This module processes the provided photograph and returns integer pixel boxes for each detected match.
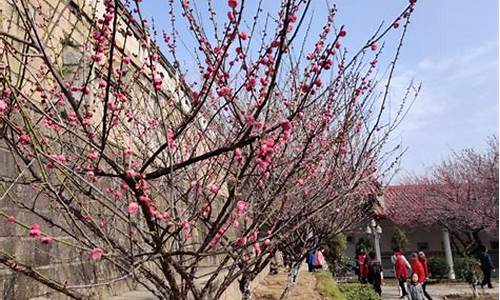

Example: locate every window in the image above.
[417,242,429,251]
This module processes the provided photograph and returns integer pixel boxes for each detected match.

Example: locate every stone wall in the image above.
[0,0,269,299]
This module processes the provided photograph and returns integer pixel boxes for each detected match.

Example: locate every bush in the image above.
[338,283,381,300]
[391,227,409,251]
[323,233,350,276]
[324,232,347,265]
[315,271,345,300]
[454,256,481,284]
[355,236,373,253]
[314,271,381,300]
[428,256,450,280]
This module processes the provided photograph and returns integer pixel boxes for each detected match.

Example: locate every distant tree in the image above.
[391,227,409,251]
[324,232,347,265]
[356,236,373,254]
[390,136,499,256]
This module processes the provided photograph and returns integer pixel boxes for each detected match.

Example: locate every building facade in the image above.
[346,184,499,278]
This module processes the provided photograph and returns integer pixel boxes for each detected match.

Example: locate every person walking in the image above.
[306,250,316,272]
[357,249,369,283]
[478,245,496,289]
[407,273,426,300]
[410,253,426,283]
[392,248,411,298]
[418,251,433,300]
[367,251,383,296]
[314,247,327,270]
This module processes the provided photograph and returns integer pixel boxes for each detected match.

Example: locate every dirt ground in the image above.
[253,268,327,300]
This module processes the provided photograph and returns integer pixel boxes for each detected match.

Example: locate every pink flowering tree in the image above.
[0,0,417,299]
[390,137,498,255]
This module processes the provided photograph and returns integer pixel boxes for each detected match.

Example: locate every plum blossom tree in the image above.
[390,136,499,255]
[0,0,417,299]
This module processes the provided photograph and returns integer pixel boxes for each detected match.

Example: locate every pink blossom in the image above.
[7,215,15,223]
[236,200,248,216]
[209,184,220,195]
[167,128,176,150]
[125,169,137,178]
[264,239,271,247]
[41,236,53,245]
[280,119,292,131]
[90,247,104,261]
[234,148,244,163]
[245,115,255,126]
[0,99,8,113]
[87,151,98,160]
[228,0,238,9]
[123,148,132,156]
[18,134,31,145]
[253,243,261,255]
[239,32,248,40]
[245,77,257,91]
[181,220,191,230]
[127,202,139,214]
[236,237,247,247]
[217,86,232,97]
[370,42,377,51]
[29,224,41,238]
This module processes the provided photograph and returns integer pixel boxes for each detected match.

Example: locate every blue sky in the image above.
[141,1,499,181]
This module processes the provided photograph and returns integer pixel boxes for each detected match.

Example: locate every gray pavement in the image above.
[381,282,498,300]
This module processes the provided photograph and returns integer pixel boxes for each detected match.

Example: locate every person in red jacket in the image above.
[410,252,425,283]
[392,248,411,298]
[357,249,369,283]
[411,252,433,300]
[418,251,433,300]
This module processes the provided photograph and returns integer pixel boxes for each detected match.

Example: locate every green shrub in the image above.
[314,271,381,300]
[455,256,481,284]
[355,236,373,253]
[391,227,409,251]
[315,271,345,300]
[338,283,381,300]
[428,256,450,279]
[323,233,350,277]
[323,232,347,265]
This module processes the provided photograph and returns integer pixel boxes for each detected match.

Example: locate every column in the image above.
[374,234,382,263]
[442,228,455,279]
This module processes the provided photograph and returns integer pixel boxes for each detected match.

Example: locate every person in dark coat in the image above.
[478,245,495,288]
[306,250,316,272]
[367,251,383,296]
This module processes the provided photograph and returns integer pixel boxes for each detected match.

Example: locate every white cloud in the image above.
[387,42,499,179]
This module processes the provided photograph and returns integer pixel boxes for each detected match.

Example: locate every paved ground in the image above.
[105,277,498,300]
[381,281,498,300]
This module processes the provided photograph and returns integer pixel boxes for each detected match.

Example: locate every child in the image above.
[407,272,426,300]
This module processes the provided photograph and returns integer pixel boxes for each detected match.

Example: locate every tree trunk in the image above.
[279,261,301,299]
[239,273,254,300]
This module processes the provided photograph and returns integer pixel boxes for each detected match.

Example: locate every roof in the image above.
[375,184,426,218]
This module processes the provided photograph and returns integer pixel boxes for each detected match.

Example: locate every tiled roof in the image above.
[375,184,427,218]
